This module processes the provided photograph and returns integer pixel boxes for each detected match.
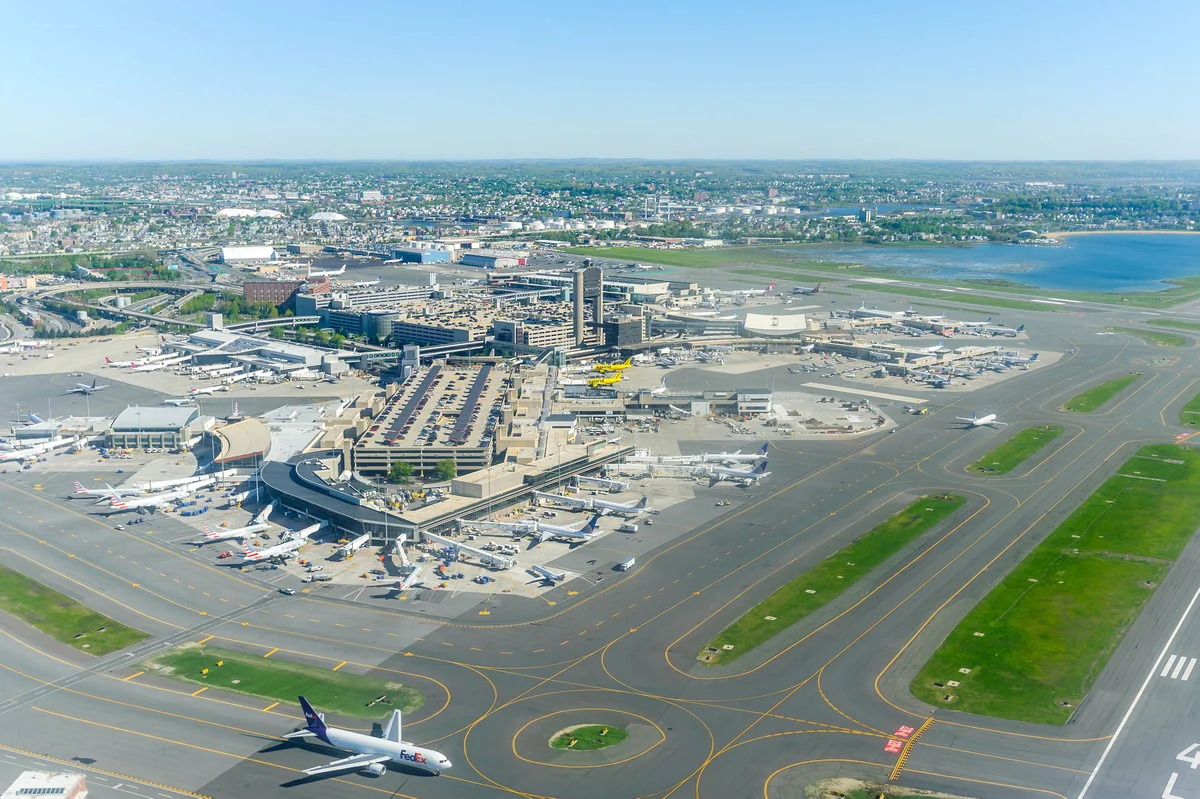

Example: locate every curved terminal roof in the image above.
[743,312,809,336]
[211,418,272,464]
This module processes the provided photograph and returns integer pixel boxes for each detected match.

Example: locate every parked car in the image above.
[217,551,233,559]
[278,587,296,595]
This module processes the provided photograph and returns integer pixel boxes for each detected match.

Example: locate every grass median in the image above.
[144,644,423,718]
[1181,391,1200,427]
[968,426,1064,474]
[912,444,1200,724]
[0,563,147,656]
[1150,318,1200,333]
[1106,327,1189,347]
[701,495,965,665]
[1062,373,1141,412]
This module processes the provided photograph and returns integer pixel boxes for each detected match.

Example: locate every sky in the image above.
[2,0,1197,161]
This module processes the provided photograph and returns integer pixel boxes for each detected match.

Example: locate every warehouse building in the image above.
[107,406,202,449]
[460,250,527,269]
[244,279,304,306]
[390,247,451,264]
[220,245,278,263]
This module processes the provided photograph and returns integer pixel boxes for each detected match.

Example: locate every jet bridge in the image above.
[575,475,629,492]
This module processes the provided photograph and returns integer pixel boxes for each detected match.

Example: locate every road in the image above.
[0,291,1197,798]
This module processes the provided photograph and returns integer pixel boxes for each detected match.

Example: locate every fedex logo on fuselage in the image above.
[397,750,427,765]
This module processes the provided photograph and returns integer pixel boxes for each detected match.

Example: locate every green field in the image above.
[550,725,628,751]
[702,495,965,665]
[1181,390,1200,427]
[968,426,1065,474]
[0,563,147,656]
[1062,373,1141,412]
[144,645,423,718]
[912,444,1200,724]
[1107,327,1190,347]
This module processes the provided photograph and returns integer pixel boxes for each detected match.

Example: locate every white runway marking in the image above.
[801,383,928,404]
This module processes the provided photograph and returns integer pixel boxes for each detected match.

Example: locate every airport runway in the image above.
[1,298,1198,798]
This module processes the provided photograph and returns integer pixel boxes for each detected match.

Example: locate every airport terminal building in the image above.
[106,406,201,449]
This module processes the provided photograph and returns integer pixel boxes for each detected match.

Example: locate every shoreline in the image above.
[1047,229,1200,241]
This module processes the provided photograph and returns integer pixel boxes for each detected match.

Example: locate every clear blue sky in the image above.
[3,0,1197,161]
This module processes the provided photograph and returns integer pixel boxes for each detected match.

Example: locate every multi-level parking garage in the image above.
[350,363,512,477]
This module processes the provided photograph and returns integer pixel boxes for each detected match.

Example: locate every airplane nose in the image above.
[442,760,452,768]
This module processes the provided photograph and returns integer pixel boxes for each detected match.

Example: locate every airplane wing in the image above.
[303,753,390,776]
[992,421,1010,427]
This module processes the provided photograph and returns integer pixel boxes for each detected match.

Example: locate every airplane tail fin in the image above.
[1017,325,1026,333]
[767,282,775,292]
[73,480,87,493]
[637,496,649,509]
[758,442,769,457]
[382,709,402,742]
[91,379,97,389]
[104,357,111,363]
[298,696,327,734]
[1029,352,1038,361]
[583,514,602,535]
[754,460,769,475]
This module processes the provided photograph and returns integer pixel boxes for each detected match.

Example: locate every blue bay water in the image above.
[788,234,1200,293]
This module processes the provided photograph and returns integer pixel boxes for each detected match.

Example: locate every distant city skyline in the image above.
[3,0,1198,161]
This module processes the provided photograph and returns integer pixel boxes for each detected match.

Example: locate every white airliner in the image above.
[956,412,1008,429]
[530,564,566,584]
[104,357,141,368]
[127,472,235,494]
[189,385,230,396]
[726,282,775,297]
[308,264,347,278]
[285,696,452,777]
[162,397,196,406]
[240,537,304,562]
[1002,352,1039,365]
[71,480,142,500]
[240,522,323,562]
[352,275,382,288]
[107,483,207,513]
[699,443,770,464]
[198,522,269,543]
[66,378,108,395]
[0,436,81,463]
[466,514,602,543]
[535,492,653,516]
[136,346,163,356]
[655,460,771,486]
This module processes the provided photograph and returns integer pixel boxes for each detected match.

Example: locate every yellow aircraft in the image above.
[593,357,632,374]
[588,374,623,388]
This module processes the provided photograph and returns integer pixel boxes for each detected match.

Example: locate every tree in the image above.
[387,462,414,484]
[434,459,457,481]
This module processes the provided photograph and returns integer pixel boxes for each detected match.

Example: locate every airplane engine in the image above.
[362,763,387,777]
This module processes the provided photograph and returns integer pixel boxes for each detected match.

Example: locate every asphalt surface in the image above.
[2,288,1200,798]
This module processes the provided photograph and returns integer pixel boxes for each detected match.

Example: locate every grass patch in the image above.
[144,645,423,718]
[1107,327,1189,347]
[1062,373,1141,412]
[1149,318,1200,333]
[702,495,965,665]
[1180,391,1200,428]
[0,563,147,656]
[912,444,1200,724]
[550,725,628,751]
[968,426,1065,474]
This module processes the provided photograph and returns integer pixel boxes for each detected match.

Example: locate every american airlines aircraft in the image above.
[285,696,452,776]
[198,522,269,543]
[956,412,1008,429]
[106,483,206,513]
[71,480,143,500]
[240,537,304,562]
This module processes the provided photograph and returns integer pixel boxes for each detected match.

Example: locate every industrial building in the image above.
[107,406,202,449]
[2,771,88,799]
[219,245,278,263]
[460,250,527,269]
[390,247,451,264]
[244,279,304,306]
[349,363,512,477]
